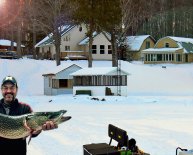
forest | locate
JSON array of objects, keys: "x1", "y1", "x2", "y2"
[{"x1": 0, "y1": 0, "x2": 192, "y2": 66}]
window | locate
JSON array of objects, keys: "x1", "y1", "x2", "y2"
[
  {"x1": 108, "y1": 45, "x2": 112, "y2": 54},
  {"x1": 92, "y1": 45, "x2": 97, "y2": 54},
  {"x1": 165, "y1": 43, "x2": 169, "y2": 47},
  {"x1": 52, "y1": 79, "x2": 58, "y2": 88},
  {"x1": 42, "y1": 47, "x2": 44, "y2": 53},
  {"x1": 59, "y1": 79, "x2": 68, "y2": 88},
  {"x1": 100, "y1": 45, "x2": 105, "y2": 54},
  {"x1": 152, "y1": 54, "x2": 156, "y2": 61},
  {"x1": 65, "y1": 46, "x2": 70, "y2": 51},
  {"x1": 74, "y1": 75, "x2": 127, "y2": 86},
  {"x1": 146, "y1": 41, "x2": 150, "y2": 49},
  {"x1": 63, "y1": 34, "x2": 70, "y2": 41},
  {"x1": 157, "y1": 54, "x2": 162, "y2": 61},
  {"x1": 176, "y1": 54, "x2": 182, "y2": 62}
]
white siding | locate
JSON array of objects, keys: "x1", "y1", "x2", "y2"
[
  {"x1": 39, "y1": 25, "x2": 87, "y2": 59},
  {"x1": 73, "y1": 86, "x2": 128, "y2": 96},
  {"x1": 92, "y1": 33, "x2": 112, "y2": 60},
  {"x1": 44, "y1": 76, "x2": 52, "y2": 95},
  {"x1": 55, "y1": 65, "x2": 82, "y2": 79},
  {"x1": 60, "y1": 25, "x2": 87, "y2": 52}
]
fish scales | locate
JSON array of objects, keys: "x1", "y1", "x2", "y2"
[{"x1": 0, "y1": 110, "x2": 71, "y2": 139}]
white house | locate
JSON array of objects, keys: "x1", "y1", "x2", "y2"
[
  {"x1": 42, "y1": 63, "x2": 82, "y2": 95},
  {"x1": 71, "y1": 67, "x2": 130, "y2": 96},
  {"x1": 79, "y1": 32, "x2": 112, "y2": 60},
  {"x1": 35, "y1": 24, "x2": 88, "y2": 60}
]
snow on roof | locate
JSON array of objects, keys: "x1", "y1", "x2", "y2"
[
  {"x1": 42, "y1": 63, "x2": 82, "y2": 76},
  {"x1": 142, "y1": 47, "x2": 182, "y2": 53},
  {"x1": 0, "y1": 39, "x2": 25, "y2": 47},
  {"x1": 126, "y1": 35, "x2": 152, "y2": 51},
  {"x1": 71, "y1": 67, "x2": 129, "y2": 76},
  {"x1": 78, "y1": 32, "x2": 98, "y2": 45},
  {"x1": 168, "y1": 36, "x2": 193, "y2": 44},
  {"x1": 35, "y1": 25, "x2": 75, "y2": 47},
  {"x1": 35, "y1": 34, "x2": 53, "y2": 47}
]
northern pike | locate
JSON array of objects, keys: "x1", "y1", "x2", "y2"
[{"x1": 0, "y1": 110, "x2": 71, "y2": 140}]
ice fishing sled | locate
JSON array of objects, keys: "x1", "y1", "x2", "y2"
[
  {"x1": 83, "y1": 124, "x2": 150, "y2": 155},
  {"x1": 176, "y1": 147, "x2": 193, "y2": 155}
]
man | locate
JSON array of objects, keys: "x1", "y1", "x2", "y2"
[{"x1": 0, "y1": 76, "x2": 57, "y2": 155}]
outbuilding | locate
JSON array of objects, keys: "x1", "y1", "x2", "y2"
[
  {"x1": 42, "y1": 63, "x2": 82, "y2": 95},
  {"x1": 71, "y1": 67, "x2": 130, "y2": 96}
]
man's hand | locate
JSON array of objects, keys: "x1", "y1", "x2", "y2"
[
  {"x1": 31, "y1": 121, "x2": 58, "y2": 136},
  {"x1": 42, "y1": 121, "x2": 58, "y2": 131}
]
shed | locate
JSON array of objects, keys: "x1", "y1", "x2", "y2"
[
  {"x1": 71, "y1": 67, "x2": 130, "y2": 96},
  {"x1": 42, "y1": 63, "x2": 82, "y2": 95}
]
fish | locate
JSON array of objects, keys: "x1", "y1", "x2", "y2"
[{"x1": 0, "y1": 110, "x2": 71, "y2": 141}]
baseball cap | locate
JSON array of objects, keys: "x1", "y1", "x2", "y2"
[{"x1": 1, "y1": 76, "x2": 17, "y2": 87}]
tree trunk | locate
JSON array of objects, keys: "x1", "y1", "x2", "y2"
[
  {"x1": 16, "y1": 22, "x2": 22, "y2": 58},
  {"x1": 11, "y1": 25, "x2": 14, "y2": 51},
  {"x1": 88, "y1": 34, "x2": 93, "y2": 68},
  {"x1": 32, "y1": 22, "x2": 37, "y2": 59},
  {"x1": 54, "y1": 29, "x2": 61, "y2": 66},
  {"x1": 111, "y1": 30, "x2": 118, "y2": 67}
]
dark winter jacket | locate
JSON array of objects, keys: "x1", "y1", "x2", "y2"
[{"x1": 0, "y1": 98, "x2": 33, "y2": 155}]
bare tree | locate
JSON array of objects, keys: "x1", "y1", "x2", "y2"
[{"x1": 27, "y1": 0, "x2": 72, "y2": 66}]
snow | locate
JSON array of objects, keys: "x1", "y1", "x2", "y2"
[
  {"x1": 35, "y1": 34, "x2": 53, "y2": 47},
  {"x1": 71, "y1": 67, "x2": 129, "y2": 76},
  {"x1": 78, "y1": 32, "x2": 98, "y2": 45},
  {"x1": 168, "y1": 36, "x2": 193, "y2": 44},
  {"x1": 126, "y1": 35, "x2": 151, "y2": 51},
  {"x1": 35, "y1": 25, "x2": 74, "y2": 47},
  {"x1": 1, "y1": 58, "x2": 193, "y2": 155},
  {"x1": 0, "y1": 39, "x2": 25, "y2": 47},
  {"x1": 142, "y1": 47, "x2": 182, "y2": 53},
  {"x1": 42, "y1": 63, "x2": 82, "y2": 75}
]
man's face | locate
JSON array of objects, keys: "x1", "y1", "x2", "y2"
[{"x1": 1, "y1": 83, "x2": 17, "y2": 104}]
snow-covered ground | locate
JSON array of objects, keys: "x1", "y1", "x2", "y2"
[{"x1": 1, "y1": 58, "x2": 193, "y2": 155}]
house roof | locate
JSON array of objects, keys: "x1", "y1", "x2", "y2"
[
  {"x1": 42, "y1": 63, "x2": 82, "y2": 76},
  {"x1": 78, "y1": 32, "x2": 111, "y2": 45},
  {"x1": 71, "y1": 67, "x2": 129, "y2": 76},
  {"x1": 167, "y1": 36, "x2": 193, "y2": 44},
  {"x1": 126, "y1": 35, "x2": 155, "y2": 51},
  {"x1": 142, "y1": 47, "x2": 183, "y2": 53},
  {"x1": 156, "y1": 36, "x2": 193, "y2": 53},
  {"x1": 0, "y1": 39, "x2": 25, "y2": 47},
  {"x1": 35, "y1": 25, "x2": 75, "y2": 47}
]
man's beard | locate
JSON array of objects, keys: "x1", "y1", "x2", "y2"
[{"x1": 3, "y1": 93, "x2": 15, "y2": 104}]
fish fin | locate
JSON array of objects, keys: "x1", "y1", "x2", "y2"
[{"x1": 28, "y1": 132, "x2": 33, "y2": 145}]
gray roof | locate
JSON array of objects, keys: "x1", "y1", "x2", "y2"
[
  {"x1": 42, "y1": 63, "x2": 82, "y2": 76},
  {"x1": 35, "y1": 25, "x2": 75, "y2": 47},
  {"x1": 78, "y1": 32, "x2": 111, "y2": 45}
]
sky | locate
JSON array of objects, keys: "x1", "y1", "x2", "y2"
[{"x1": 0, "y1": 58, "x2": 193, "y2": 155}]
